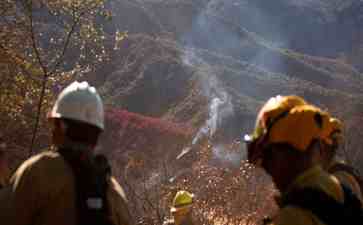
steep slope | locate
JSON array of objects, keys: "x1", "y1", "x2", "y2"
[
  {"x1": 99, "y1": 33, "x2": 363, "y2": 135},
  {"x1": 89, "y1": 1, "x2": 363, "y2": 223},
  {"x1": 99, "y1": 34, "x2": 209, "y2": 124}
]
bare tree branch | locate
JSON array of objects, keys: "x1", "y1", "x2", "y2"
[
  {"x1": 27, "y1": 1, "x2": 83, "y2": 155},
  {"x1": 50, "y1": 6, "x2": 84, "y2": 75},
  {"x1": 22, "y1": 0, "x2": 51, "y2": 156}
]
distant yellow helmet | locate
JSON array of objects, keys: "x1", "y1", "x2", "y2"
[
  {"x1": 172, "y1": 191, "x2": 194, "y2": 209},
  {"x1": 245, "y1": 95, "x2": 343, "y2": 163},
  {"x1": 325, "y1": 117, "x2": 343, "y2": 148}
]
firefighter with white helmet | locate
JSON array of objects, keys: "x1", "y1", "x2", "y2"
[
  {"x1": 0, "y1": 81, "x2": 133, "y2": 225},
  {"x1": 49, "y1": 81, "x2": 104, "y2": 130}
]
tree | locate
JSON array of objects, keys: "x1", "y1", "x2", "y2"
[{"x1": 0, "y1": 0, "x2": 111, "y2": 166}]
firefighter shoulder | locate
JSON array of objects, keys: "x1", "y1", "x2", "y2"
[
  {"x1": 163, "y1": 190, "x2": 194, "y2": 225},
  {"x1": 271, "y1": 166, "x2": 344, "y2": 225},
  {"x1": 328, "y1": 160, "x2": 363, "y2": 204},
  {"x1": 0, "y1": 146, "x2": 132, "y2": 225}
]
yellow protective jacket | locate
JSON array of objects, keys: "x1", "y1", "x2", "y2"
[
  {"x1": 0, "y1": 151, "x2": 133, "y2": 225},
  {"x1": 271, "y1": 166, "x2": 344, "y2": 225}
]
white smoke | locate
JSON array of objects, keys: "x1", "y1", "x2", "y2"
[
  {"x1": 192, "y1": 93, "x2": 233, "y2": 144},
  {"x1": 177, "y1": 48, "x2": 234, "y2": 159},
  {"x1": 212, "y1": 144, "x2": 241, "y2": 167}
]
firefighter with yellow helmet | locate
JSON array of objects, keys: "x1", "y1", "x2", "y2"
[
  {"x1": 0, "y1": 81, "x2": 133, "y2": 225},
  {"x1": 315, "y1": 116, "x2": 363, "y2": 204},
  {"x1": 245, "y1": 95, "x2": 362, "y2": 225},
  {"x1": 163, "y1": 190, "x2": 195, "y2": 225}
]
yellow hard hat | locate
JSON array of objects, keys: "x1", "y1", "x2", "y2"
[
  {"x1": 245, "y1": 95, "x2": 307, "y2": 142},
  {"x1": 267, "y1": 104, "x2": 340, "y2": 150},
  {"x1": 172, "y1": 191, "x2": 194, "y2": 210},
  {"x1": 245, "y1": 95, "x2": 342, "y2": 163}
]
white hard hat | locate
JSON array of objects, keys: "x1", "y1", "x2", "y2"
[{"x1": 49, "y1": 81, "x2": 104, "y2": 130}]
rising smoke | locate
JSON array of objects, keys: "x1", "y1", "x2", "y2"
[
  {"x1": 177, "y1": 47, "x2": 235, "y2": 161},
  {"x1": 176, "y1": 0, "x2": 291, "y2": 162}
]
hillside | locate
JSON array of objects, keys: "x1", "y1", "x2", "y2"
[
  {"x1": 90, "y1": 1, "x2": 363, "y2": 223},
  {"x1": 98, "y1": 108, "x2": 194, "y2": 179},
  {"x1": 3, "y1": 0, "x2": 363, "y2": 224}
]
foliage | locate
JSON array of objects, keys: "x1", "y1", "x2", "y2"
[
  {"x1": 106, "y1": 108, "x2": 193, "y2": 140},
  {"x1": 0, "y1": 0, "x2": 111, "y2": 165},
  {"x1": 98, "y1": 109, "x2": 276, "y2": 224},
  {"x1": 97, "y1": 108, "x2": 194, "y2": 224},
  {"x1": 104, "y1": 127, "x2": 276, "y2": 225}
]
